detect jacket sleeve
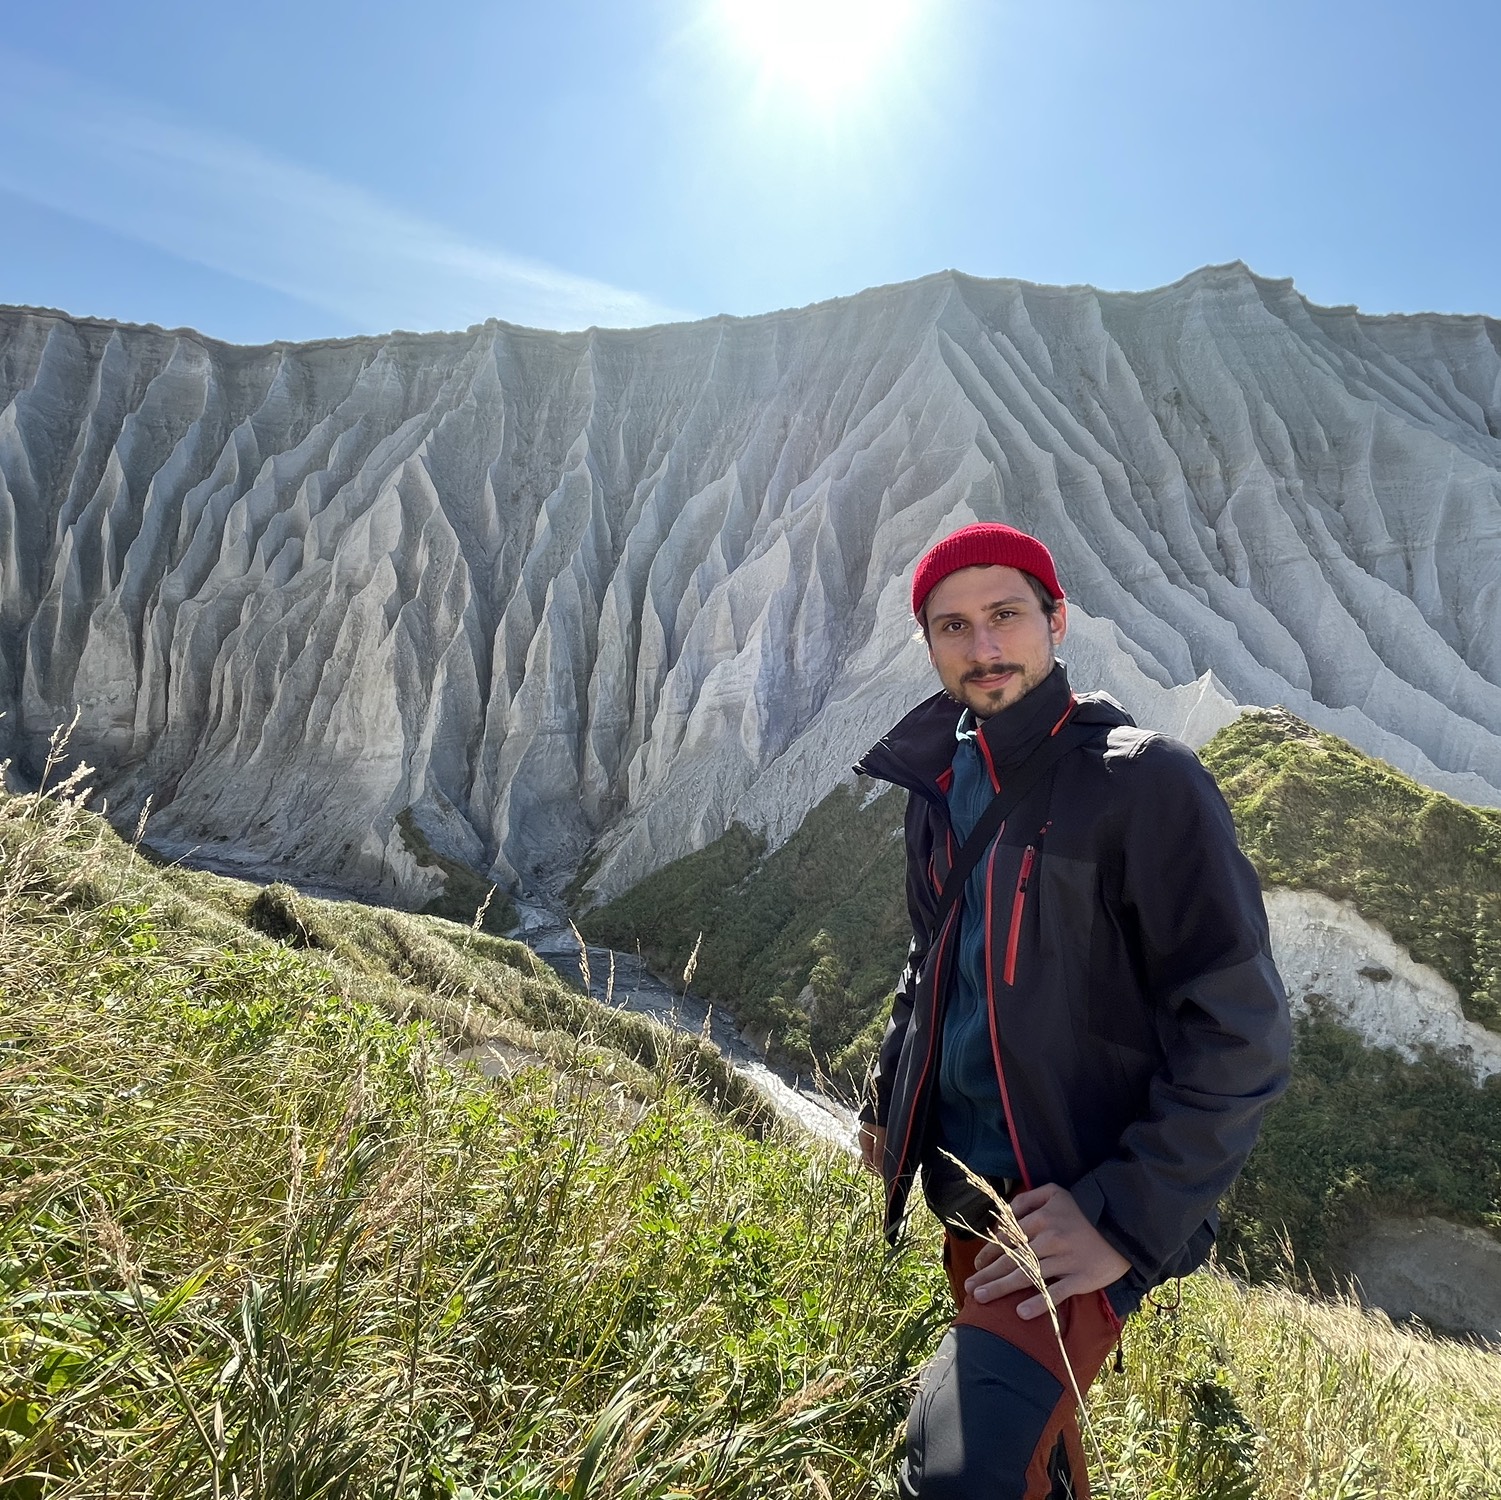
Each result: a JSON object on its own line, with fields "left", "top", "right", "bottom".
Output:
{"left": 862, "top": 790, "right": 936, "bottom": 1128}
{"left": 1069, "top": 737, "right": 1292, "bottom": 1280}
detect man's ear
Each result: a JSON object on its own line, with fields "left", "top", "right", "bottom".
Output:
{"left": 1050, "top": 600, "right": 1069, "bottom": 648}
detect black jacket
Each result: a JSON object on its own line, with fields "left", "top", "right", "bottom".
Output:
{"left": 855, "top": 665, "right": 1291, "bottom": 1283}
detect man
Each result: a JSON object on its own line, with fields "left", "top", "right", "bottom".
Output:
{"left": 854, "top": 522, "right": 1290, "bottom": 1499}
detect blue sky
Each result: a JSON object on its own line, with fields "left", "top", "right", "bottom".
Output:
{"left": 1, "top": 0, "right": 1496, "bottom": 344}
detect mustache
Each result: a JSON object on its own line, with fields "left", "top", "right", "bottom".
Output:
{"left": 962, "top": 662, "right": 1021, "bottom": 683}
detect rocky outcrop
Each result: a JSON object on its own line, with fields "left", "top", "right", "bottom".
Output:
{"left": 1344, "top": 1216, "right": 1501, "bottom": 1343}
{"left": 2, "top": 262, "right": 1499, "bottom": 901}
{"left": 1265, "top": 888, "right": 1501, "bottom": 1081}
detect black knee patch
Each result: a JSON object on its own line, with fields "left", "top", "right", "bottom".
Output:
{"left": 901, "top": 1324, "right": 1065, "bottom": 1500}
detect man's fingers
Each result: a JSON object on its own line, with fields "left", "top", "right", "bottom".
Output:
{"left": 972, "top": 1240, "right": 1014, "bottom": 1271}
{"left": 969, "top": 1265, "right": 1033, "bottom": 1303}
{"left": 1007, "top": 1184, "right": 1057, "bottom": 1217}
{"left": 1021, "top": 1226, "right": 1065, "bottom": 1259}
{"left": 1017, "top": 1275, "right": 1090, "bottom": 1319}
{"left": 968, "top": 1248, "right": 1018, "bottom": 1286}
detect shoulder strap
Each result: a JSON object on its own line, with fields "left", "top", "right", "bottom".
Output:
{"left": 926, "top": 721, "right": 1095, "bottom": 947}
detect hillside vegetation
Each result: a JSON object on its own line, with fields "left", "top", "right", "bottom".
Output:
{"left": 583, "top": 784, "right": 907, "bottom": 1083}
{"left": 5, "top": 753, "right": 1501, "bottom": 1494}
{"left": 584, "top": 709, "right": 1501, "bottom": 1283}
{"left": 0, "top": 755, "right": 928, "bottom": 1495}
{"left": 587, "top": 709, "right": 1501, "bottom": 1055}
{"left": 1200, "top": 709, "right": 1501, "bottom": 1030}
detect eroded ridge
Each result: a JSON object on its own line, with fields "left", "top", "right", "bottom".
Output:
{"left": 1, "top": 263, "right": 1498, "bottom": 901}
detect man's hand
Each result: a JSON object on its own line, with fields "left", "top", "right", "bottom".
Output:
{"left": 963, "top": 1182, "right": 1130, "bottom": 1320}
{"left": 857, "top": 1122, "right": 886, "bottom": 1176}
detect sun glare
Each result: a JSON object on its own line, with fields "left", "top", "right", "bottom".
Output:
{"left": 716, "top": 0, "right": 923, "bottom": 108}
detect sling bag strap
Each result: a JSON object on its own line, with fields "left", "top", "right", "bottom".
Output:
{"left": 925, "top": 720, "right": 1096, "bottom": 949}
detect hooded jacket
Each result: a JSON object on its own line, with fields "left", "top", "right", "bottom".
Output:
{"left": 855, "top": 664, "right": 1291, "bottom": 1284}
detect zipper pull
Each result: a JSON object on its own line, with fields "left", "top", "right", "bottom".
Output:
{"left": 1018, "top": 846, "right": 1036, "bottom": 892}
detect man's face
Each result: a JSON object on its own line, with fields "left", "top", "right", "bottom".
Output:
{"left": 923, "top": 564, "right": 1068, "bottom": 718}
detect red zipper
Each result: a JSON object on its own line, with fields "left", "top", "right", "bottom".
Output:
{"left": 1003, "top": 846, "right": 1035, "bottom": 986}
{"left": 976, "top": 729, "right": 1001, "bottom": 791}
{"left": 983, "top": 839, "right": 1034, "bottom": 1191}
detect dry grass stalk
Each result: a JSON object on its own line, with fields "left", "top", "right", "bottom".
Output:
{"left": 318, "top": 1061, "right": 368, "bottom": 1183}
{"left": 804, "top": 1457, "right": 836, "bottom": 1500}
{"left": 89, "top": 1198, "right": 142, "bottom": 1288}
{"left": 569, "top": 921, "right": 592, "bottom": 995}
{"left": 468, "top": 885, "right": 494, "bottom": 943}
{"left": 130, "top": 795, "right": 152, "bottom": 852}
{"left": 772, "top": 1371, "right": 851, "bottom": 1422}
{"left": 682, "top": 932, "right": 703, "bottom": 991}
{"left": 938, "top": 1150, "right": 1114, "bottom": 1487}
{"left": 0, "top": 1169, "right": 72, "bottom": 1211}
{"left": 598, "top": 1392, "right": 675, "bottom": 1490}
{"left": 286, "top": 1116, "right": 306, "bottom": 1223}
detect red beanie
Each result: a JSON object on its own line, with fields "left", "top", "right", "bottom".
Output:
{"left": 911, "top": 522, "right": 1064, "bottom": 619}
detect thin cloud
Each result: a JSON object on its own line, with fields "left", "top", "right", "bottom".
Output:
{"left": 0, "top": 49, "right": 693, "bottom": 335}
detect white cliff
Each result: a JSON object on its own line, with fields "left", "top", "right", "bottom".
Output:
{"left": 0, "top": 262, "right": 1499, "bottom": 902}
{"left": 1265, "top": 889, "right": 1501, "bottom": 1082}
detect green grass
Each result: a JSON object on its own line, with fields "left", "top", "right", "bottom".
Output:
{"left": 2, "top": 760, "right": 1500, "bottom": 1495}
{"left": 1224, "top": 1008, "right": 1501, "bottom": 1279}
{"left": 582, "top": 783, "right": 909, "bottom": 1083}
{"left": 1201, "top": 709, "right": 1501, "bottom": 1031}
{"left": 0, "top": 761, "right": 933, "bottom": 1496}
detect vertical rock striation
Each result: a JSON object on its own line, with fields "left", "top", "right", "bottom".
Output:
{"left": 1, "top": 262, "right": 1498, "bottom": 901}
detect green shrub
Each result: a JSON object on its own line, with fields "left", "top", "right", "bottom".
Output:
{"left": 1202, "top": 709, "right": 1501, "bottom": 1030}
{"left": 583, "top": 784, "right": 907, "bottom": 1085}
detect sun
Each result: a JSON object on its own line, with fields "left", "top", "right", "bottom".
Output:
{"left": 715, "top": 0, "right": 925, "bottom": 108}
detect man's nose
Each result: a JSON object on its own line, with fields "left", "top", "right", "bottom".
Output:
{"left": 970, "top": 621, "right": 1004, "bottom": 657}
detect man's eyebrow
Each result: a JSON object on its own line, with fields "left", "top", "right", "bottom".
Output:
{"left": 928, "top": 595, "right": 1033, "bottom": 620}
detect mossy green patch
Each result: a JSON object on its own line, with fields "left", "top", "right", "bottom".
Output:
{"left": 1201, "top": 709, "right": 1501, "bottom": 1031}
{"left": 1225, "top": 1007, "right": 1501, "bottom": 1279}
{"left": 582, "top": 781, "right": 910, "bottom": 1082}
{"left": 395, "top": 806, "right": 518, "bottom": 935}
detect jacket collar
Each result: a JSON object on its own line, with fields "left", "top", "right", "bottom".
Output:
{"left": 856, "top": 662, "right": 1132, "bottom": 800}
{"left": 973, "top": 662, "right": 1077, "bottom": 775}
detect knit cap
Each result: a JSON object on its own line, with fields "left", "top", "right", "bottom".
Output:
{"left": 911, "top": 522, "right": 1064, "bottom": 619}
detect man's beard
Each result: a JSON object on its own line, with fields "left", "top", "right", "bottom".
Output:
{"left": 950, "top": 656, "right": 1051, "bottom": 716}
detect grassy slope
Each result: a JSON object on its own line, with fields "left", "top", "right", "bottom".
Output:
{"left": 0, "top": 771, "right": 928, "bottom": 1495}
{"left": 1200, "top": 709, "right": 1501, "bottom": 1031}
{"left": 583, "top": 710, "right": 1501, "bottom": 1279}
{"left": 583, "top": 783, "right": 909, "bottom": 1081}
{"left": 3, "top": 776, "right": 1500, "bottom": 1495}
